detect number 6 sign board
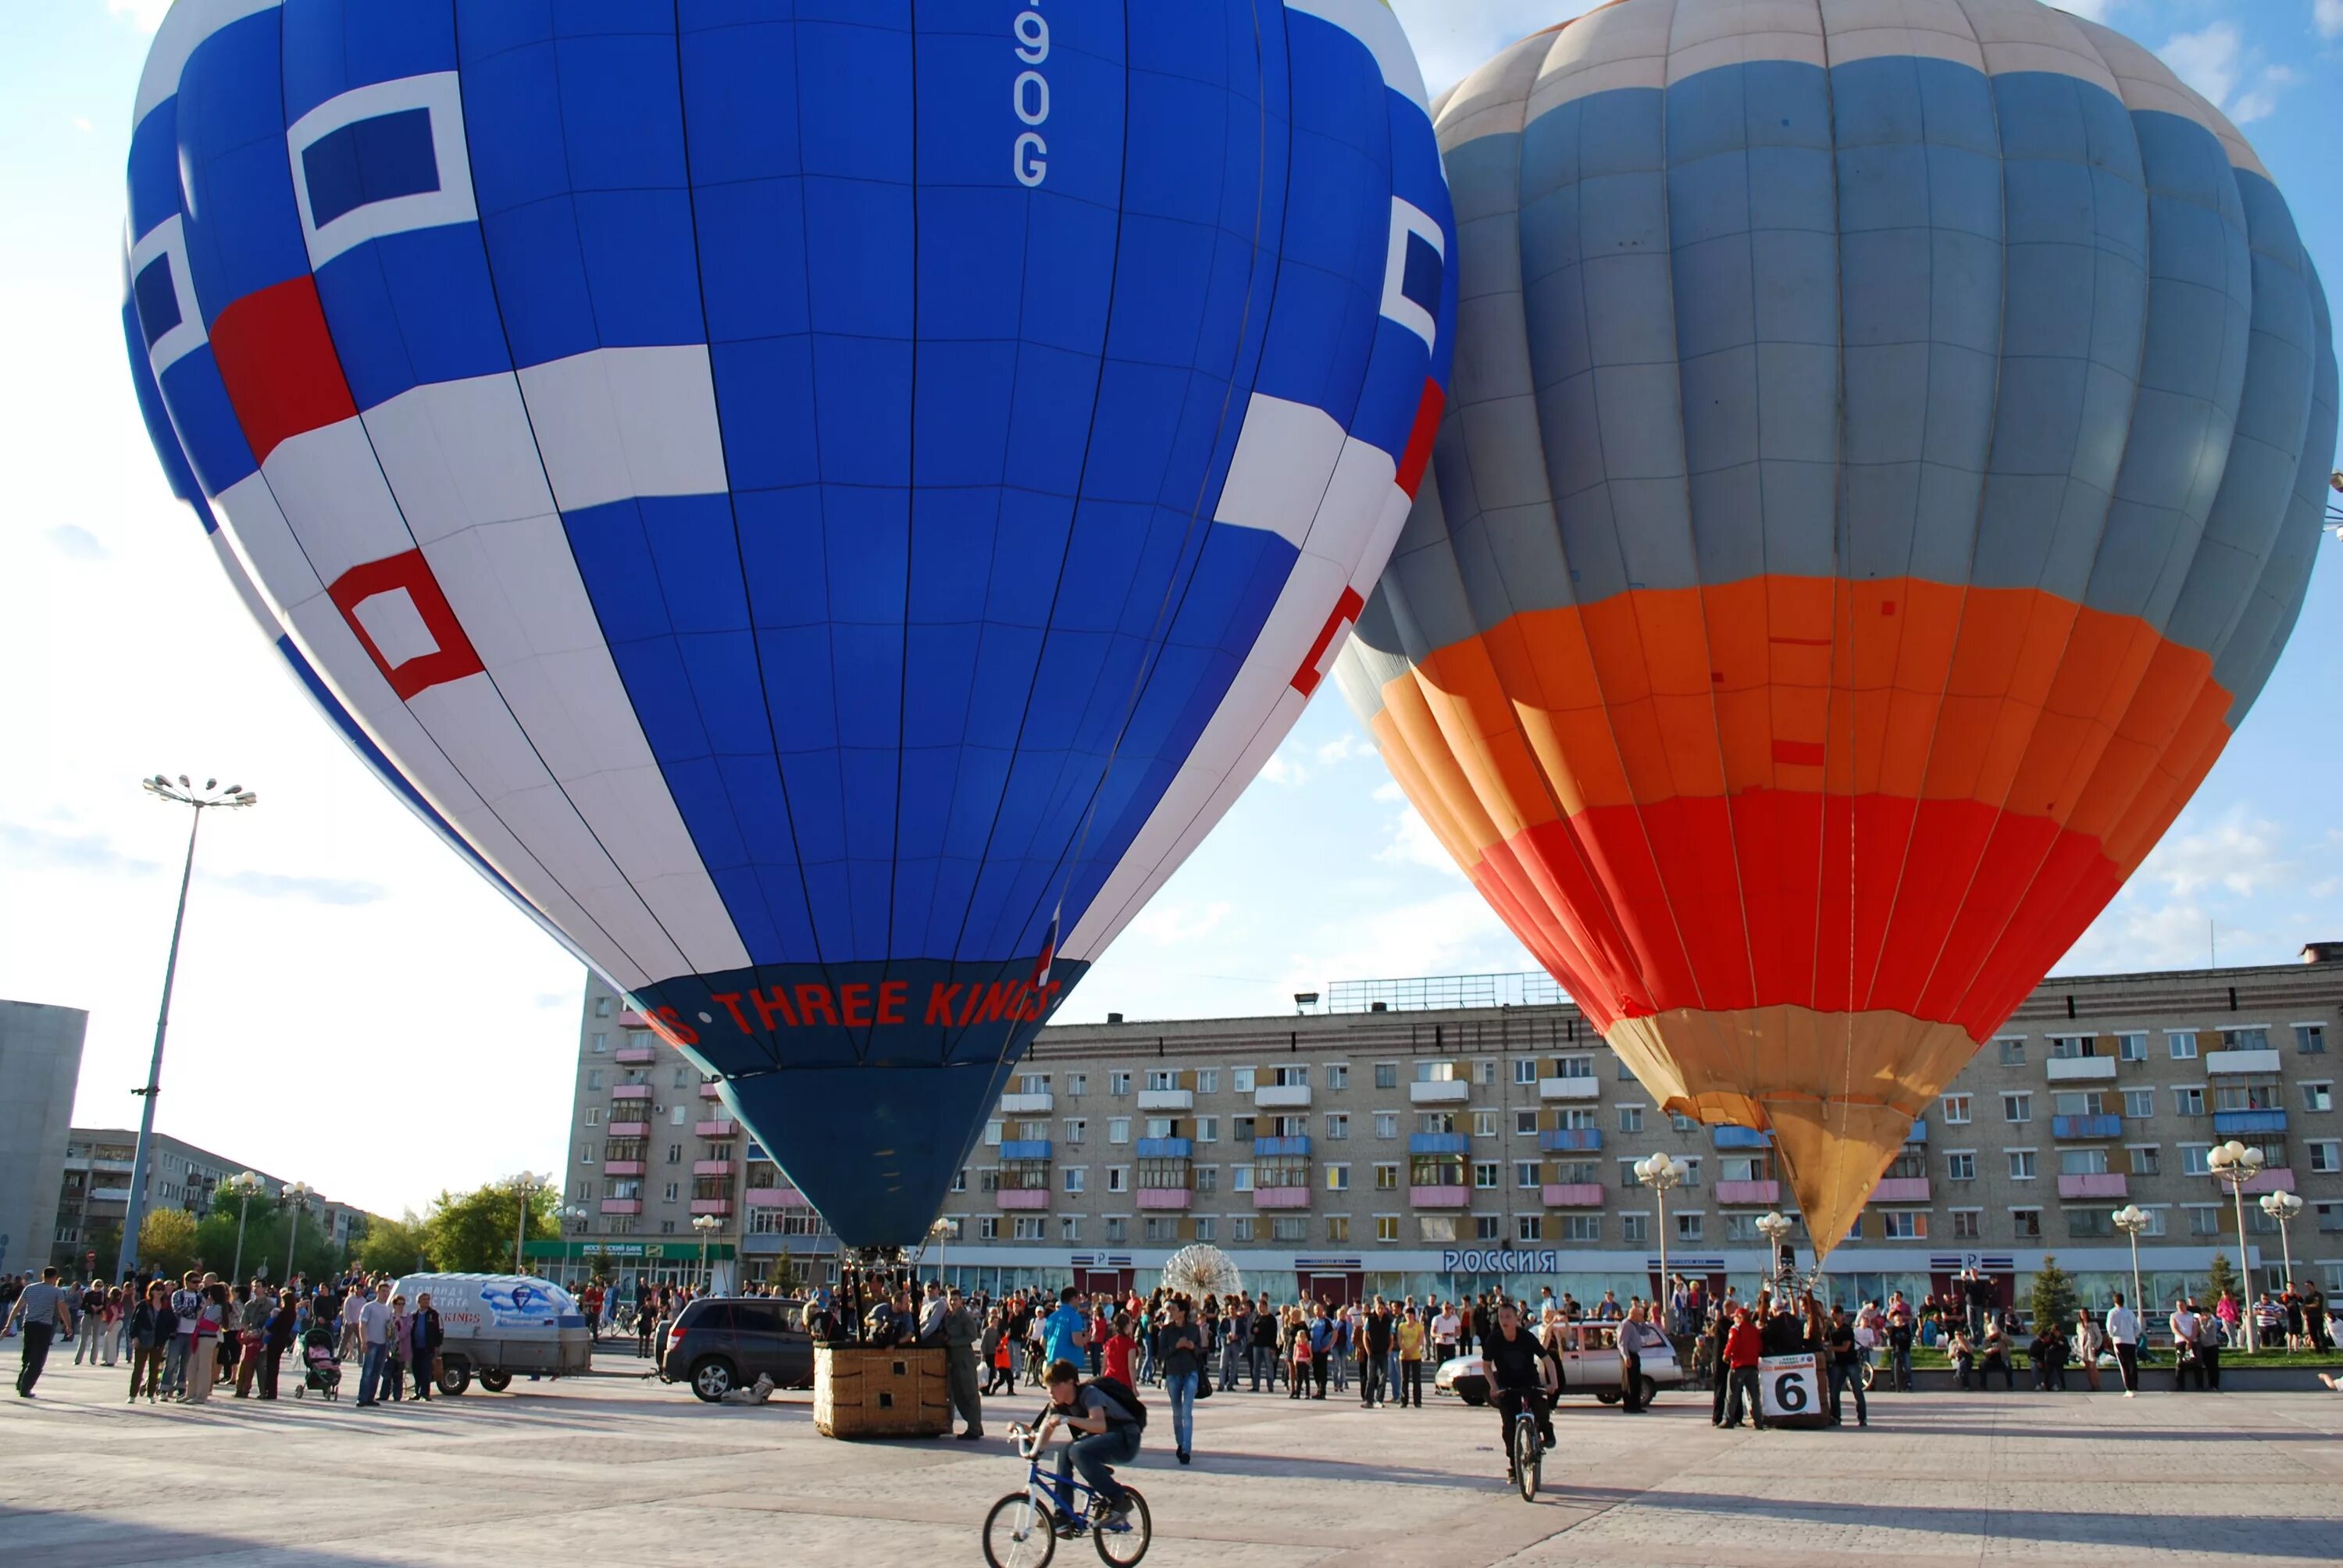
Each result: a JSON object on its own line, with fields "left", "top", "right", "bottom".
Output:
{"left": 1759, "top": 1353, "right": 1828, "bottom": 1428}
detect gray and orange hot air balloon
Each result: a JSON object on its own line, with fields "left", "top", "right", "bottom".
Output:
{"left": 1337, "top": 0, "right": 2337, "bottom": 1258}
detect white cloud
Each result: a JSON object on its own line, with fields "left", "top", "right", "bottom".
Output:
{"left": 2319, "top": 0, "right": 2343, "bottom": 43}
{"left": 71, "top": 116, "right": 94, "bottom": 134}
{"left": 2055, "top": 0, "right": 2123, "bottom": 22}
{"left": 1315, "top": 732, "right": 1366, "bottom": 766}
{"left": 1258, "top": 750, "right": 1307, "bottom": 788}
{"left": 1128, "top": 900, "right": 1232, "bottom": 948}
{"left": 46, "top": 523, "right": 108, "bottom": 560}
{"left": 104, "top": 0, "right": 173, "bottom": 31}
{"left": 2059, "top": 809, "right": 2342, "bottom": 975}
{"left": 2134, "top": 804, "right": 2291, "bottom": 899}
{"left": 2158, "top": 22, "right": 2293, "bottom": 125}
{"left": 1278, "top": 889, "right": 1528, "bottom": 1000}
{"left": 1371, "top": 779, "right": 1406, "bottom": 804}
{"left": 1377, "top": 803, "right": 1461, "bottom": 875}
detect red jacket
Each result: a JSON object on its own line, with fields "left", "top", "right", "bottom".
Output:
{"left": 1724, "top": 1323, "right": 1764, "bottom": 1370}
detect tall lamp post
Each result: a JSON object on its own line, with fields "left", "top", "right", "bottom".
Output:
{"left": 219, "top": 1171, "right": 266, "bottom": 1284}
{"left": 2260, "top": 1191, "right": 2305, "bottom": 1311}
{"left": 2207, "top": 1140, "right": 2266, "bottom": 1351}
{"left": 2112, "top": 1203, "right": 2152, "bottom": 1319}
{"left": 1756, "top": 1211, "right": 1793, "bottom": 1295}
{"left": 281, "top": 1181, "right": 312, "bottom": 1285}
{"left": 1635, "top": 1153, "right": 1690, "bottom": 1303}
{"left": 693, "top": 1213, "right": 722, "bottom": 1288}
{"left": 928, "top": 1217, "right": 955, "bottom": 1288}
{"left": 508, "top": 1172, "right": 550, "bottom": 1275}
{"left": 116, "top": 775, "right": 258, "bottom": 1279}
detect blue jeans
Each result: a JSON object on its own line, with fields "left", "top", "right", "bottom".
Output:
{"left": 358, "top": 1342, "right": 389, "bottom": 1403}
{"left": 1164, "top": 1370, "right": 1197, "bottom": 1456}
{"left": 1057, "top": 1423, "right": 1139, "bottom": 1512}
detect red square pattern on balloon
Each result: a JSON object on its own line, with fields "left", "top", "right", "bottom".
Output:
{"left": 326, "top": 549, "right": 486, "bottom": 702}
{"left": 208, "top": 274, "right": 358, "bottom": 465}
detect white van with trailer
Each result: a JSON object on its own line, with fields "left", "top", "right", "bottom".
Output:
{"left": 392, "top": 1273, "right": 592, "bottom": 1394}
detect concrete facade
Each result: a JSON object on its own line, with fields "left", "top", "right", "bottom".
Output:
{"left": 0, "top": 1000, "right": 87, "bottom": 1277}
{"left": 50, "top": 1128, "right": 369, "bottom": 1274}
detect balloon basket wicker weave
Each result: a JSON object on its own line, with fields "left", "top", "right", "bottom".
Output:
{"left": 813, "top": 1345, "right": 950, "bottom": 1440}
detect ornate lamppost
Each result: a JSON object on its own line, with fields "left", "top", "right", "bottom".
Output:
{"left": 2207, "top": 1141, "right": 2266, "bottom": 1350}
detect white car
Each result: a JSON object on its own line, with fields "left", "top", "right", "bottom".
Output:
{"left": 1435, "top": 1320, "right": 1685, "bottom": 1408}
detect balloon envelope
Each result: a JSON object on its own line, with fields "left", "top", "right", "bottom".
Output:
{"left": 126, "top": 0, "right": 1454, "bottom": 1245}
{"left": 1337, "top": 0, "right": 2334, "bottom": 1256}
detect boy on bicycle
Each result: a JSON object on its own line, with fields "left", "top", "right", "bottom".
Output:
{"left": 1036, "top": 1359, "right": 1141, "bottom": 1536}
{"left": 1483, "top": 1303, "right": 1560, "bottom": 1482}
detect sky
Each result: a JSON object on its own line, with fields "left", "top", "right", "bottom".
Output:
{"left": 1, "top": 0, "right": 2337, "bottom": 1220}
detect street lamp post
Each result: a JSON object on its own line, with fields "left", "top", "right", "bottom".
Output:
{"left": 2260, "top": 1191, "right": 2305, "bottom": 1314}
{"left": 116, "top": 775, "right": 257, "bottom": 1279}
{"left": 2112, "top": 1203, "right": 2151, "bottom": 1318}
{"left": 557, "top": 1203, "right": 587, "bottom": 1286}
{"left": 692, "top": 1213, "right": 721, "bottom": 1288}
{"left": 219, "top": 1171, "right": 266, "bottom": 1284}
{"left": 1756, "top": 1211, "right": 1793, "bottom": 1295}
{"left": 928, "top": 1217, "right": 955, "bottom": 1289}
{"left": 1635, "top": 1153, "right": 1689, "bottom": 1308}
{"left": 282, "top": 1181, "right": 312, "bottom": 1284}
{"left": 2207, "top": 1140, "right": 2266, "bottom": 1351}
{"left": 508, "top": 1172, "right": 550, "bottom": 1275}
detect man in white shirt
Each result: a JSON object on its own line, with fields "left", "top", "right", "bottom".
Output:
{"left": 166, "top": 1271, "right": 204, "bottom": 1399}
{"left": 2105, "top": 1292, "right": 2142, "bottom": 1396}
{"left": 1432, "top": 1303, "right": 1460, "bottom": 1365}
{"left": 355, "top": 1281, "right": 397, "bottom": 1406}
{"left": 2169, "top": 1298, "right": 2203, "bottom": 1392}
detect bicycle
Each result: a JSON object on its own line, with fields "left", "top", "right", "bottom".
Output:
{"left": 983, "top": 1424, "right": 1152, "bottom": 1568}
{"left": 1509, "top": 1398, "right": 1543, "bottom": 1502}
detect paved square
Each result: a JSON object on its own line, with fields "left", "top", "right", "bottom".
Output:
{"left": 2, "top": 1353, "right": 2338, "bottom": 1566}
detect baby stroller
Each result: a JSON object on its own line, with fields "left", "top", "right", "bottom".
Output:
{"left": 294, "top": 1326, "right": 342, "bottom": 1401}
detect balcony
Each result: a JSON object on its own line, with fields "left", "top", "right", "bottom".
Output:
{"left": 600, "top": 1199, "right": 642, "bottom": 1216}
{"left": 2057, "top": 1172, "right": 2127, "bottom": 1199}
{"left": 1137, "top": 1089, "right": 1193, "bottom": 1112}
{"left": 997, "top": 1188, "right": 1050, "bottom": 1210}
{"left": 1254, "top": 1135, "right": 1312, "bottom": 1158}
{"left": 611, "top": 1084, "right": 652, "bottom": 1101}
{"left": 690, "top": 1197, "right": 733, "bottom": 1216}
{"left": 608, "top": 1120, "right": 650, "bottom": 1138}
{"left": 693, "top": 1159, "right": 734, "bottom": 1177}
{"left": 602, "top": 1160, "right": 646, "bottom": 1177}
{"left": 1137, "top": 1188, "right": 1192, "bottom": 1210}
{"left": 1409, "top": 1080, "right": 1471, "bottom": 1106}
{"left": 1713, "top": 1126, "right": 1771, "bottom": 1149}
{"left": 2045, "top": 1057, "right": 2117, "bottom": 1082}
{"left": 2241, "top": 1167, "right": 2296, "bottom": 1195}
{"left": 1907, "top": 1119, "right": 1928, "bottom": 1144}
{"left": 1253, "top": 1186, "right": 1311, "bottom": 1209}
{"left": 2213, "top": 1109, "right": 2288, "bottom": 1136}
{"left": 2052, "top": 1114, "right": 2124, "bottom": 1139}
{"left": 1410, "top": 1185, "right": 1469, "bottom": 1207}
{"left": 1539, "top": 1128, "right": 1603, "bottom": 1153}
{"left": 1539, "top": 1076, "right": 1600, "bottom": 1102}
{"left": 1870, "top": 1177, "right": 1931, "bottom": 1203}
{"left": 699, "top": 1081, "right": 722, "bottom": 1099}
{"left": 1000, "top": 1092, "right": 1054, "bottom": 1114}
{"left": 1408, "top": 1132, "right": 1468, "bottom": 1156}
{"left": 1542, "top": 1183, "right": 1604, "bottom": 1207}
{"left": 614, "top": 1046, "right": 656, "bottom": 1064}
{"left": 744, "top": 1185, "right": 804, "bottom": 1208}
{"left": 1715, "top": 1179, "right": 1780, "bottom": 1205}
{"left": 1254, "top": 1084, "right": 1312, "bottom": 1110}
{"left": 619, "top": 1009, "right": 647, "bottom": 1028}
{"left": 2206, "top": 1049, "right": 2282, "bottom": 1076}
{"left": 1135, "top": 1137, "right": 1193, "bottom": 1159}
{"left": 695, "top": 1119, "right": 738, "bottom": 1138}
{"left": 998, "top": 1140, "right": 1053, "bottom": 1162}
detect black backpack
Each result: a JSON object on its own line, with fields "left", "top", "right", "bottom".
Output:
{"left": 1089, "top": 1374, "right": 1150, "bottom": 1431}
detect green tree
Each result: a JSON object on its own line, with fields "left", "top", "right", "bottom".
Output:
{"left": 2206, "top": 1253, "right": 2240, "bottom": 1311}
{"left": 139, "top": 1207, "right": 199, "bottom": 1278}
{"left": 357, "top": 1213, "right": 428, "bottom": 1277}
{"left": 2030, "top": 1254, "right": 2079, "bottom": 1333}
{"left": 420, "top": 1181, "right": 562, "bottom": 1274}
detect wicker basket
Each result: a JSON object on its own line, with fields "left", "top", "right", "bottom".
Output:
{"left": 812, "top": 1345, "right": 952, "bottom": 1439}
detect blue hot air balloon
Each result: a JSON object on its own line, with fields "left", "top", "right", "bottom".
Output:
{"left": 122, "top": 1, "right": 1456, "bottom": 1245}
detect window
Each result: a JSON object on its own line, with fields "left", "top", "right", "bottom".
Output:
{"left": 1375, "top": 1215, "right": 1400, "bottom": 1242}
{"left": 2052, "top": 1092, "right": 2104, "bottom": 1117}
{"left": 1474, "top": 1059, "right": 1498, "bottom": 1085}
{"left": 673, "top": 1067, "right": 693, "bottom": 1088}
{"left": 1271, "top": 1115, "right": 1307, "bottom": 1138}
{"left": 1109, "top": 1071, "right": 1132, "bottom": 1096}
{"left": 586, "top": 1107, "right": 602, "bottom": 1126}
{"left": 1557, "top": 1054, "right": 1593, "bottom": 1079}
{"left": 580, "top": 1142, "right": 597, "bottom": 1164}
{"left": 1950, "top": 1209, "right": 1981, "bottom": 1239}
{"left": 1229, "top": 1217, "right": 1256, "bottom": 1243}
{"left": 2049, "top": 1035, "right": 2092, "bottom": 1060}
{"left": 2007, "top": 1149, "right": 2036, "bottom": 1180}
{"left": 1997, "top": 1038, "right": 2025, "bottom": 1066}
{"left": 1671, "top": 1113, "right": 1695, "bottom": 1132}
{"left": 1327, "top": 1215, "right": 1351, "bottom": 1242}
{"left": 1945, "top": 1151, "right": 1976, "bottom": 1182}
{"left": 1325, "top": 1114, "right": 1349, "bottom": 1140}
{"left": 1104, "top": 1217, "right": 1127, "bottom": 1243}
{"left": 1514, "top": 1108, "right": 1539, "bottom": 1135}
{"left": 1135, "top": 1216, "right": 1168, "bottom": 1242}
{"left": 2059, "top": 1147, "right": 2109, "bottom": 1176}
{"left": 1327, "top": 1065, "right": 1349, "bottom": 1090}
{"left": 2309, "top": 1140, "right": 2342, "bottom": 1174}
{"left": 1721, "top": 1156, "right": 1763, "bottom": 1184}
{"left": 1146, "top": 1069, "right": 1175, "bottom": 1092}
{"left": 1196, "top": 1116, "right": 1219, "bottom": 1142}
{"left": 1473, "top": 1161, "right": 1500, "bottom": 1189}
{"left": 1724, "top": 1213, "right": 1763, "bottom": 1242}
{"left": 1418, "top": 1216, "right": 1458, "bottom": 1242}
{"left": 1880, "top": 1212, "right": 1926, "bottom": 1240}
{"left": 671, "top": 1105, "right": 687, "bottom": 1126}
{"left": 979, "top": 1217, "right": 1001, "bottom": 1240}
{"left": 1193, "top": 1217, "right": 1217, "bottom": 1242}
{"left": 1271, "top": 1217, "right": 1308, "bottom": 1243}
{"left": 1675, "top": 1212, "right": 1703, "bottom": 1242}
{"left": 1232, "top": 1067, "right": 1256, "bottom": 1092}
{"left": 586, "top": 1069, "right": 604, "bottom": 1091}
{"left": 2168, "top": 1031, "right": 2199, "bottom": 1060}
{"left": 1017, "top": 1120, "right": 1048, "bottom": 1142}
{"left": 1067, "top": 1073, "right": 1087, "bottom": 1096}
{"left": 1617, "top": 1053, "right": 1637, "bottom": 1080}
{"left": 984, "top": 1120, "right": 1003, "bottom": 1145}
{"left": 2319, "top": 1202, "right": 2343, "bottom": 1235}
{"left": 1618, "top": 1106, "right": 1645, "bottom": 1134}
{"left": 1143, "top": 1117, "right": 1175, "bottom": 1139}
{"left": 1231, "top": 1165, "right": 1254, "bottom": 1192}
{"left": 950, "top": 1168, "right": 968, "bottom": 1193}
{"left": 1514, "top": 1059, "right": 1539, "bottom": 1085}
{"left": 1107, "top": 1118, "right": 1130, "bottom": 1144}
{"left": 2002, "top": 1093, "right": 2032, "bottom": 1124}
{"left": 1678, "top": 1156, "right": 1701, "bottom": 1187}
{"left": 2174, "top": 1086, "right": 2206, "bottom": 1117}
{"left": 1197, "top": 1070, "right": 1218, "bottom": 1093}
{"left": 2124, "top": 1088, "right": 2156, "bottom": 1119}
{"left": 1415, "top": 1061, "right": 1461, "bottom": 1083}
{"left": 2067, "top": 1210, "right": 2114, "bottom": 1238}
{"left": 2117, "top": 1032, "right": 2148, "bottom": 1062}
{"left": 1061, "top": 1217, "right": 1081, "bottom": 1242}
{"left": 662, "top": 1182, "right": 679, "bottom": 1202}
{"left": 1374, "top": 1162, "right": 1399, "bottom": 1190}
{"left": 1271, "top": 1065, "right": 1309, "bottom": 1089}
{"left": 1472, "top": 1110, "right": 1499, "bottom": 1139}
{"left": 1618, "top": 1160, "right": 1642, "bottom": 1188}
{"left": 594, "top": 995, "right": 613, "bottom": 1017}
{"left": 1417, "top": 1112, "right": 1456, "bottom": 1135}
{"left": 2303, "top": 1082, "right": 2334, "bottom": 1113}
{"left": 1063, "top": 1118, "right": 1086, "bottom": 1145}
{"left": 1375, "top": 1063, "right": 1398, "bottom": 1089}
{"left": 2010, "top": 1207, "right": 2042, "bottom": 1239}
{"left": 2129, "top": 1146, "right": 2161, "bottom": 1176}
{"left": 1193, "top": 1166, "right": 1217, "bottom": 1194}
{"left": 2223, "top": 1027, "right": 2270, "bottom": 1052}
{"left": 1325, "top": 1164, "right": 1351, "bottom": 1192}
{"left": 2298, "top": 1025, "right": 2327, "bottom": 1056}
{"left": 1063, "top": 1167, "right": 1086, "bottom": 1194}
{"left": 1375, "top": 1113, "right": 1398, "bottom": 1139}
{"left": 1516, "top": 1214, "right": 1542, "bottom": 1242}
{"left": 1018, "top": 1072, "right": 1050, "bottom": 1094}
{"left": 1106, "top": 1167, "right": 1127, "bottom": 1193}
{"left": 1941, "top": 1094, "right": 1971, "bottom": 1124}
{"left": 1618, "top": 1213, "right": 1648, "bottom": 1242}
{"left": 2187, "top": 1205, "right": 2220, "bottom": 1237}
{"left": 2179, "top": 1143, "right": 2213, "bottom": 1176}
{"left": 1474, "top": 1213, "right": 1502, "bottom": 1240}
{"left": 1516, "top": 1160, "right": 1542, "bottom": 1189}
{"left": 667, "top": 1144, "right": 683, "bottom": 1164}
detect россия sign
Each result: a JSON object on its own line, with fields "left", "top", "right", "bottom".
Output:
{"left": 1441, "top": 1249, "right": 1561, "bottom": 1274}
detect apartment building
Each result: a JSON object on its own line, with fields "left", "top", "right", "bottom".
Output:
{"left": 928, "top": 943, "right": 2343, "bottom": 1310}
{"left": 50, "top": 1128, "right": 369, "bottom": 1271}
{"left": 546, "top": 975, "right": 839, "bottom": 1288}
